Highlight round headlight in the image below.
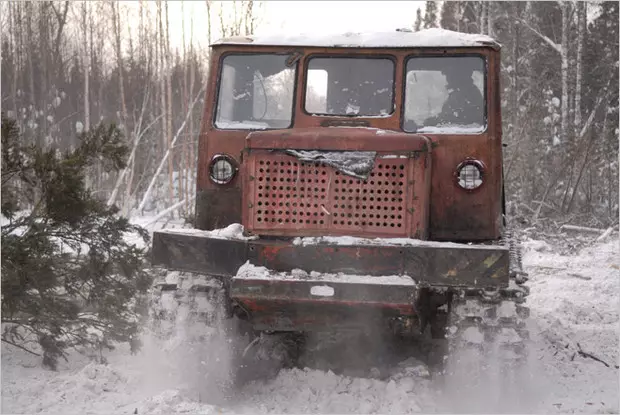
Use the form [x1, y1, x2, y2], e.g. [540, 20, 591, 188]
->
[209, 154, 237, 184]
[456, 160, 484, 190]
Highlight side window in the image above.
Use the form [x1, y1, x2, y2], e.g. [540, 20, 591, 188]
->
[306, 69, 328, 114]
[215, 54, 296, 130]
[403, 56, 486, 134]
[218, 64, 236, 122]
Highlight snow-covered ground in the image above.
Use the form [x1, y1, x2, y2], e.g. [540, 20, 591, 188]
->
[2, 221, 618, 414]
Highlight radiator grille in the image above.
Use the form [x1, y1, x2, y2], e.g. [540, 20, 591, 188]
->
[244, 152, 427, 238]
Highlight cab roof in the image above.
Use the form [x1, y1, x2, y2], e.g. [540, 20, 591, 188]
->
[212, 28, 500, 50]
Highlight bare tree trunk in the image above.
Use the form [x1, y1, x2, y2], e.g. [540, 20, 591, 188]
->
[505, 3, 520, 180]
[26, 2, 35, 109]
[157, 0, 167, 211]
[94, 2, 105, 125]
[112, 1, 128, 126]
[41, 2, 50, 88]
[189, 13, 197, 217]
[9, 2, 19, 119]
[123, 11, 144, 214]
[25, 2, 36, 144]
[38, 2, 50, 140]
[152, 1, 159, 137]
[89, 6, 95, 122]
[574, 1, 586, 134]
[165, 0, 174, 212]
[139, 0, 144, 64]
[50, 1, 69, 76]
[81, 1, 90, 133]
[219, 3, 228, 37]
[244, 0, 254, 35]
[486, 1, 493, 37]
[16, 2, 24, 98]
[233, 1, 239, 35]
[480, 2, 487, 35]
[560, 1, 570, 146]
[566, 99, 609, 214]
[206, 0, 212, 45]
[181, 0, 189, 215]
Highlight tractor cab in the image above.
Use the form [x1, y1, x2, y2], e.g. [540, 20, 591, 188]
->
[151, 29, 527, 371]
[194, 28, 503, 243]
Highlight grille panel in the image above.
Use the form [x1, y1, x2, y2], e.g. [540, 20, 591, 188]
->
[244, 152, 428, 238]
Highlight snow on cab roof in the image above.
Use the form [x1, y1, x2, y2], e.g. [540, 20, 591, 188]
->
[212, 28, 500, 49]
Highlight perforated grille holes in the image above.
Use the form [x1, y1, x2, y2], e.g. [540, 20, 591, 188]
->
[248, 154, 414, 236]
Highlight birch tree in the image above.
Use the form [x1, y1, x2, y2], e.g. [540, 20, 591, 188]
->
[81, 2, 90, 134]
[165, 0, 174, 209]
[480, 1, 487, 34]
[574, 1, 586, 134]
[560, 1, 570, 146]
[137, 85, 207, 213]
[181, 0, 189, 214]
[423, 1, 438, 29]
[111, 1, 128, 128]
[414, 8, 423, 32]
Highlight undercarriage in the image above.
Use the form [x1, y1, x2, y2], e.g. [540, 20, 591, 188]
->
[146, 226, 530, 390]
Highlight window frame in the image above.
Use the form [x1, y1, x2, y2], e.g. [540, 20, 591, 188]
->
[401, 53, 489, 134]
[302, 54, 398, 118]
[213, 51, 299, 131]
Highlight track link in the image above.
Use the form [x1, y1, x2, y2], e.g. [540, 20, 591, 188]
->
[147, 270, 302, 390]
[444, 226, 531, 380]
[447, 287, 530, 362]
[147, 271, 227, 342]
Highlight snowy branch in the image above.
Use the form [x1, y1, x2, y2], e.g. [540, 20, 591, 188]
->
[1, 338, 41, 357]
[518, 18, 562, 54]
[137, 84, 206, 213]
[106, 114, 162, 208]
[144, 195, 197, 226]
[576, 343, 616, 369]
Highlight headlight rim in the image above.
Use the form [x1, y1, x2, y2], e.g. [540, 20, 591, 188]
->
[209, 153, 238, 185]
[454, 158, 485, 192]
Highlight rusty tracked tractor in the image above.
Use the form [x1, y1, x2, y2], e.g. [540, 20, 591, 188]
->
[149, 28, 530, 386]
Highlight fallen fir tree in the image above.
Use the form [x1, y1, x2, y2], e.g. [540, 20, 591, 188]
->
[1, 113, 151, 369]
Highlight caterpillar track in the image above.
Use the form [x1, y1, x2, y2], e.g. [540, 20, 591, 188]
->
[442, 226, 531, 388]
[146, 271, 303, 390]
[447, 286, 530, 362]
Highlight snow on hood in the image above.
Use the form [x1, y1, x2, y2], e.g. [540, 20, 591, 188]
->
[159, 224, 506, 250]
[213, 28, 500, 49]
[159, 223, 258, 240]
[293, 235, 506, 250]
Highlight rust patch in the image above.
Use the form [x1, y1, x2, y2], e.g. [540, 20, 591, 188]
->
[260, 245, 281, 262]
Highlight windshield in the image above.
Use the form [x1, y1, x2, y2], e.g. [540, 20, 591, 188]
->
[215, 54, 295, 130]
[305, 57, 394, 117]
[403, 56, 486, 134]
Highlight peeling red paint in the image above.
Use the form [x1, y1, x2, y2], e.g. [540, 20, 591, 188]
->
[260, 246, 281, 262]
